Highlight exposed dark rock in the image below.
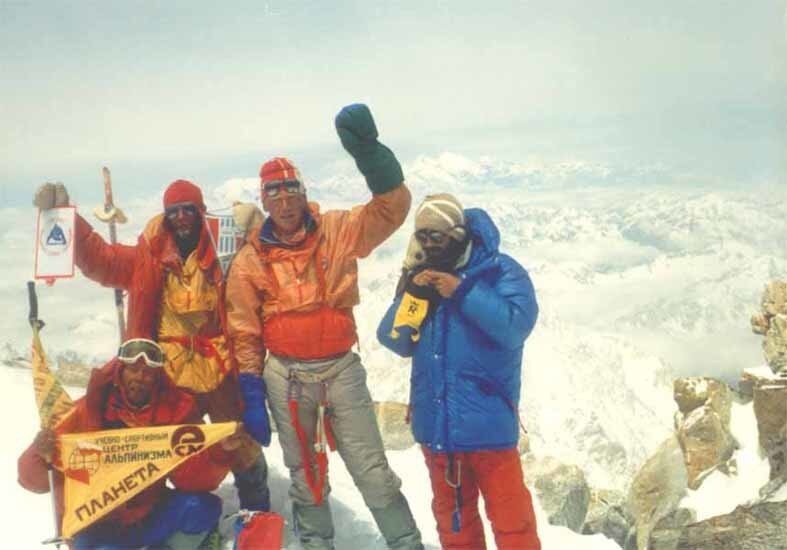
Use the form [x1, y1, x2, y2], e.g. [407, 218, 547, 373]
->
[522, 454, 590, 532]
[676, 405, 736, 489]
[582, 488, 632, 548]
[675, 501, 787, 550]
[648, 508, 696, 550]
[753, 383, 787, 481]
[627, 436, 688, 550]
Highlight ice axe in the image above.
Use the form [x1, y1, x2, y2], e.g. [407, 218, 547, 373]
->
[27, 282, 66, 548]
[93, 167, 127, 343]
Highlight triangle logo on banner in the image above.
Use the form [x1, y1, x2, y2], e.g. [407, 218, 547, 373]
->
[46, 224, 67, 246]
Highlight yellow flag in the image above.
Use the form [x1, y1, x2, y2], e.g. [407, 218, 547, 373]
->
[59, 421, 237, 538]
[31, 326, 74, 429]
[390, 291, 430, 342]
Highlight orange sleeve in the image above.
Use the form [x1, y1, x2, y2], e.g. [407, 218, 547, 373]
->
[225, 245, 265, 375]
[17, 442, 51, 494]
[74, 214, 138, 290]
[326, 183, 411, 259]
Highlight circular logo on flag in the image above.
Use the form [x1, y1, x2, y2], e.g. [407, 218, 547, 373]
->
[170, 425, 206, 457]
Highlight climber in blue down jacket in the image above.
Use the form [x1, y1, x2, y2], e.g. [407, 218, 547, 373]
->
[377, 193, 541, 550]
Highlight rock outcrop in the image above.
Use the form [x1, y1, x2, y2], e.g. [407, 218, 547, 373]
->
[647, 508, 696, 550]
[673, 378, 735, 489]
[674, 501, 787, 550]
[753, 381, 787, 481]
[582, 488, 632, 548]
[373, 401, 415, 450]
[626, 436, 688, 550]
[751, 280, 787, 376]
[522, 454, 590, 532]
[738, 366, 787, 482]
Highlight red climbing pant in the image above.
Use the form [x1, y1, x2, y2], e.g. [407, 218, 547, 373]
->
[422, 446, 541, 550]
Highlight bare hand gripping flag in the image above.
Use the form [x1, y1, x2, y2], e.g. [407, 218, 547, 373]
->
[58, 421, 237, 538]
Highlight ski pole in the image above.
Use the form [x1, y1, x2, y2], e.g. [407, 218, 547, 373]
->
[93, 167, 127, 343]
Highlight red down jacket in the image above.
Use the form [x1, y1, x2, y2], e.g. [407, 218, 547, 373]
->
[17, 360, 232, 528]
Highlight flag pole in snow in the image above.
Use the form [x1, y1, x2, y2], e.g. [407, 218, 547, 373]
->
[27, 281, 64, 548]
[93, 167, 128, 344]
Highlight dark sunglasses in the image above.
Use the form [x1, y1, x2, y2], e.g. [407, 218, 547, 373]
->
[263, 180, 303, 198]
[164, 204, 199, 220]
[415, 229, 449, 245]
[118, 338, 165, 368]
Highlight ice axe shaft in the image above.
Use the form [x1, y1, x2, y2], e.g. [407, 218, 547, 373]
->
[27, 282, 61, 547]
[45, 468, 62, 548]
[95, 167, 126, 343]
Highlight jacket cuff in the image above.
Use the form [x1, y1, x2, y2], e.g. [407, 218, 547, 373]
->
[451, 271, 478, 303]
[356, 144, 404, 195]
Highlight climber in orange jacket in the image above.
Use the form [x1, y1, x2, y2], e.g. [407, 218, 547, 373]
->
[32, 180, 271, 512]
[226, 104, 423, 549]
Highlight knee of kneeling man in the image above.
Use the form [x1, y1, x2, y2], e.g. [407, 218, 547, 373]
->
[178, 493, 222, 526]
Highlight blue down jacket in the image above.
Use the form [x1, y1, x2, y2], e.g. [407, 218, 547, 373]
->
[377, 208, 538, 452]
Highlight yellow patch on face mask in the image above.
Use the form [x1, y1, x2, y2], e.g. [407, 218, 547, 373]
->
[390, 292, 430, 342]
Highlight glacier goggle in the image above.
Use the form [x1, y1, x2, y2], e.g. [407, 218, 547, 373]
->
[262, 180, 304, 199]
[415, 229, 450, 246]
[164, 203, 200, 221]
[118, 338, 165, 368]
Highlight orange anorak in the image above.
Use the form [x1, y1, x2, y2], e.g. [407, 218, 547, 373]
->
[227, 184, 411, 372]
[74, 214, 230, 393]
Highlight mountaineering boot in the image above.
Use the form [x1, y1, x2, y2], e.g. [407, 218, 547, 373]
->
[369, 491, 424, 550]
[164, 528, 218, 550]
[292, 501, 336, 550]
[234, 454, 271, 511]
[195, 527, 222, 550]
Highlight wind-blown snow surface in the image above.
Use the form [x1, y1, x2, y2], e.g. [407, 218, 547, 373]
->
[2, 153, 785, 493]
[1, 366, 618, 549]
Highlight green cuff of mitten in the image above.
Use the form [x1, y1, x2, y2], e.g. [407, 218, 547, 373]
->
[355, 143, 404, 194]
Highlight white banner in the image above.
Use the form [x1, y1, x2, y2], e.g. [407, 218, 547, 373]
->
[205, 213, 243, 275]
[35, 206, 76, 281]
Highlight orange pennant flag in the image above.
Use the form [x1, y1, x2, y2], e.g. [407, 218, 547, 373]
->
[31, 325, 74, 429]
[58, 421, 237, 538]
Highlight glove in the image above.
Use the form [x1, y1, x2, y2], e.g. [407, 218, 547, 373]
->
[390, 268, 441, 342]
[238, 373, 272, 447]
[402, 234, 426, 271]
[335, 103, 404, 195]
[33, 182, 70, 210]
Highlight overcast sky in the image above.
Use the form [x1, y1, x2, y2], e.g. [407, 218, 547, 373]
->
[1, 0, 784, 206]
